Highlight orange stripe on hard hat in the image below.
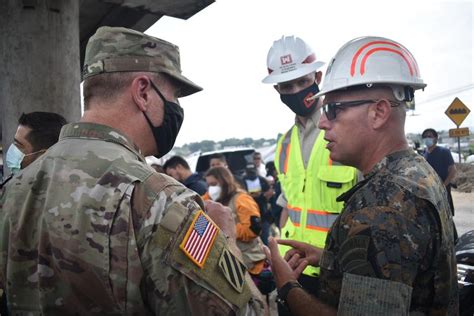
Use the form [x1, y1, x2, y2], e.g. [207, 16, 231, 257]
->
[350, 40, 418, 77]
[361, 47, 414, 76]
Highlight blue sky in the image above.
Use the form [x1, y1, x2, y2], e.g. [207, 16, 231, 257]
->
[147, 0, 473, 146]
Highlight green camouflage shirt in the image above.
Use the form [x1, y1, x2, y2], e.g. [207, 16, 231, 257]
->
[319, 149, 458, 315]
[0, 123, 264, 315]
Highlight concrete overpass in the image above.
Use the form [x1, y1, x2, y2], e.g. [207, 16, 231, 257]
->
[0, 0, 213, 177]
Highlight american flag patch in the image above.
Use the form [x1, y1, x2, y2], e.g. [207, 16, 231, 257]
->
[180, 210, 219, 268]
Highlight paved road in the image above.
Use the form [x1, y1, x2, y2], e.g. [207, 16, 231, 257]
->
[452, 191, 473, 236]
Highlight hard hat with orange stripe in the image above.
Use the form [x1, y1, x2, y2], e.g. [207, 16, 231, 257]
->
[315, 36, 426, 101]
[262, 35, 325, 84]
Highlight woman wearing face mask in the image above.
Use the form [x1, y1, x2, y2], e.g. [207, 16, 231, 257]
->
[205, 167, 266, 275]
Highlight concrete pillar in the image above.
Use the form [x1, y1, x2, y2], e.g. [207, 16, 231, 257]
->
[0, 0, 81, 177]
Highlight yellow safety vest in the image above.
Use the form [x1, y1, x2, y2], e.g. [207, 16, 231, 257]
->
[275, 126, 358, 276]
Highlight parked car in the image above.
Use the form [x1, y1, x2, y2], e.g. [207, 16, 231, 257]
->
[193, 147, 255, 177]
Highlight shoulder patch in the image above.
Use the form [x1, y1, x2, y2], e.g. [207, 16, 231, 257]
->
[219, 248, 246, 293]
[160, 202, 188, 232]
[180, 210, 219, 268]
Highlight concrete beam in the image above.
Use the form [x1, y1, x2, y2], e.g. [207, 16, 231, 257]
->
[0, 0, 81, 176]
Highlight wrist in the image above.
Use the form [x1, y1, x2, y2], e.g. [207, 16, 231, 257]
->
[276, 280, 302, 308]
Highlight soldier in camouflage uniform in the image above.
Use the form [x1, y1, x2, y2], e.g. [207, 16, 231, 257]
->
[266, 36, 458, 315]
[0, 27, 265, 315]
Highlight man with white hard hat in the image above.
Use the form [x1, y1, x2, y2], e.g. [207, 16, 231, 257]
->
[266, 36, 458, 315]
[262, 36, 358, 311]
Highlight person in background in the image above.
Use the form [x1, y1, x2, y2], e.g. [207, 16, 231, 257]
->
[205, 166, 266, 276]
[209, 153, 246, 189]
[209, 153, 229, 169]
[266, 161, 283, 230]
[163, 155, 208, 195]
[262, 35, 358, 306]
[253, 152, 267, 177]
[243, 162, 273, 245]
[1, 111, 67, 189]
[0, 27, 264, 314]
[266, 36, 458, 315]
[421, 128, 457, 215]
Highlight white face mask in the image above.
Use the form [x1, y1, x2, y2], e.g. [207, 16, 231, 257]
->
[208, 185, 222, 201]
[6, 144, 25, 174]
[6, 144, 45, 174]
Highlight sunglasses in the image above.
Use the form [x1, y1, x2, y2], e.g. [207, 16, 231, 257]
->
[322, 99, 400, 121]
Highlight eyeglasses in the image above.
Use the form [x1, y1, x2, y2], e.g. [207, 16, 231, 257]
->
[321, 99, 400, 121]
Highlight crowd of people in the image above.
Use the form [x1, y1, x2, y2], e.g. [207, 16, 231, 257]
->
[0, 25, 461, 316]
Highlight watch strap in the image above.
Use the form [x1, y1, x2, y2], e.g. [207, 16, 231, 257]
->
[277, 280, 302, 306]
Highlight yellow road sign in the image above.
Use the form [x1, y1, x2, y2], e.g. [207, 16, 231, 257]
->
[449, 127, 470, 138]
[445, 97, 470, 127]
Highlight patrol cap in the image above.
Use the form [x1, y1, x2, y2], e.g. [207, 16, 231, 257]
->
[83, 26, 203, 97]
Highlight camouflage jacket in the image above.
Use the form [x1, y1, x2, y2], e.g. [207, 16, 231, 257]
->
[0, 123, 264, 315]
[319, 149, 458, 315]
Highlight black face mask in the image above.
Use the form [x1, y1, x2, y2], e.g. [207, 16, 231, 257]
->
[144, 81, 184, 158]
[280, 82, 320, 117]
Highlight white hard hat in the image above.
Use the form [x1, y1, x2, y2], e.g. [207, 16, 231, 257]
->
[262, 36, 325, 84]
[316, 36, 426, 98]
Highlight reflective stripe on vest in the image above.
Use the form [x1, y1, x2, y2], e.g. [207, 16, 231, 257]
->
[306, 209, 339, 232]
[287, 205, 301, 227]
[289, 204, 339, 232]
[278, 131, 292, 174]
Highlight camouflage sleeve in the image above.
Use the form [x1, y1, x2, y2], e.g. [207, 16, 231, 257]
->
[333, 199, 440, 312]
[131, 175, 265, 315]
[338, 199, 439, 282]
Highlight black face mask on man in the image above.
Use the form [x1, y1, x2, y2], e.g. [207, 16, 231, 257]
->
[280, 82, 320, 117]
[143, 80, 184, 158]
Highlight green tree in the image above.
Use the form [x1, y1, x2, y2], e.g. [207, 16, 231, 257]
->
[200, 140, 216, 152]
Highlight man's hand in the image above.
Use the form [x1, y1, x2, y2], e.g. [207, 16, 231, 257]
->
[264, 237, 308, 288]
[204, 200, 236, 240]
[278, 239, 323, 267]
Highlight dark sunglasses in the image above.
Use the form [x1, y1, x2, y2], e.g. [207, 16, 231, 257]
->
[322, 99, 400, 121]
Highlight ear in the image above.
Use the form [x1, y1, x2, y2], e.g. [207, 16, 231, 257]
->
[315, 71, 323, 85]
[369, 99, 392, 130]
[131, 76, 153, 112]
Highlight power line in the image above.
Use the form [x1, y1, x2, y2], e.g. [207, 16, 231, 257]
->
[416, 83, 474, 105]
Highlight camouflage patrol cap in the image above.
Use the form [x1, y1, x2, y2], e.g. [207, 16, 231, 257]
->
[83, 26, 203, 97]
